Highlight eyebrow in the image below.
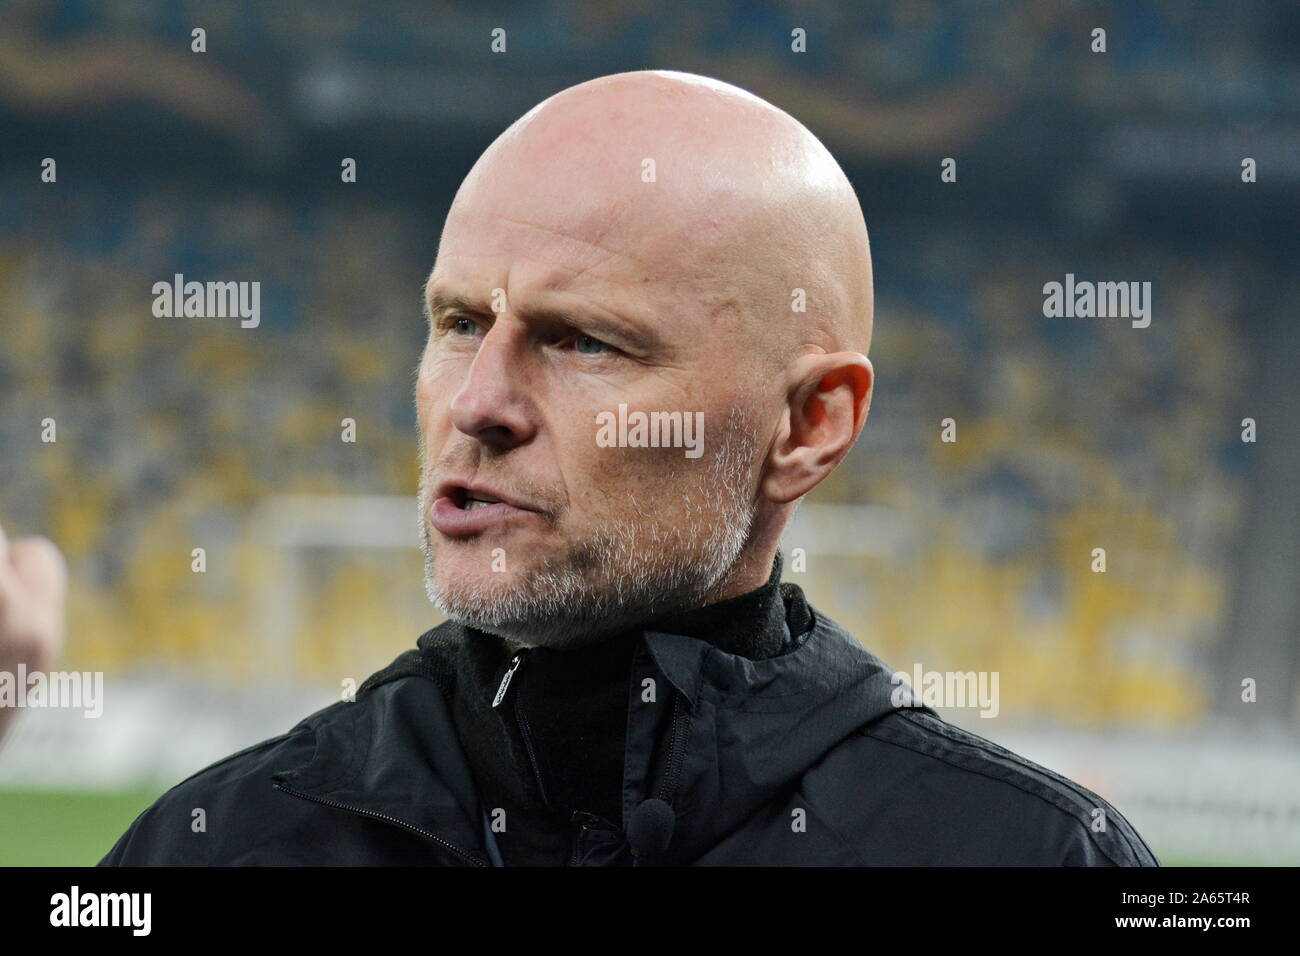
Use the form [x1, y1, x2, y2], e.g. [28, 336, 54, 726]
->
[424, 288, 662, 353]
[424, 290, 479, 322]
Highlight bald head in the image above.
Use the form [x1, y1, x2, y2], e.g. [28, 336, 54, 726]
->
[418, 70, 875, 646]
[444, 70, 873, 358]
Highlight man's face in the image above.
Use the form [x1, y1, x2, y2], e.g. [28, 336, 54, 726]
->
[415, 174, 771, 648]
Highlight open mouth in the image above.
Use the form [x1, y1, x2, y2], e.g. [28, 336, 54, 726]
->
[455, 488, 504, 511]
[431, 482, 539, 538]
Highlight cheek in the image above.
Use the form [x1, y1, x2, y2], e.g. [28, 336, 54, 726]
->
[572, 443, 701, 521]
[415, 354, 461, 429]
[414, 380, 436, 434]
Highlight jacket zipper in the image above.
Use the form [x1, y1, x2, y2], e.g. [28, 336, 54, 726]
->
[492, 651, 526, 708]
[630, 690, 690, 867]
[567, 811, 621, 866]
[274, 782, 489, 867]
[656, 690, 690, 804]
[491, 649, 551, 808]
[491, 645, 691, 862]
[514, 696, 551, 808]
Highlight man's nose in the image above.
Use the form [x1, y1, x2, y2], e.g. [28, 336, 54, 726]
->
[448, 324, 537, 449]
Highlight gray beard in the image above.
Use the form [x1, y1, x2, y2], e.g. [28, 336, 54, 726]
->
[420, 416, 759, 650]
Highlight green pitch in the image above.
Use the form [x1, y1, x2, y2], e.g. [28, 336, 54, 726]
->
[0, 788, 166, 866]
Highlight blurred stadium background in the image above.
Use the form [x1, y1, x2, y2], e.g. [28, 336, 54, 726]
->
[1, 0, 1297, 865]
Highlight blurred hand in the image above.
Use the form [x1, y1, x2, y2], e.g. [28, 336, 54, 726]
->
[0, 521, 67, 743]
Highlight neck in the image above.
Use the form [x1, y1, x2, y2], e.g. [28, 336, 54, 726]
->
[706, 505, 787, 605]
[709, 544, 780, 606]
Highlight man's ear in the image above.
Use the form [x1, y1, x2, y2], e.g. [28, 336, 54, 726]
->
[761, 353, 873, 505]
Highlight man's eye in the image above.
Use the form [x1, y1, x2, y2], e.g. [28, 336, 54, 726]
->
[574, 333, 610, 355]
[452, 316, 478, 335]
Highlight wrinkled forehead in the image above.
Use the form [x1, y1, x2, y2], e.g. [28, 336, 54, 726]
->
[429, 156, 753, 328]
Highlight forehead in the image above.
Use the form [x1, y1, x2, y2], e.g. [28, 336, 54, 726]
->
[434, 207, 653, 286]
[427, 225, 657, 332]
[436, 161, 687, 269]
[428, 192, 740, 331]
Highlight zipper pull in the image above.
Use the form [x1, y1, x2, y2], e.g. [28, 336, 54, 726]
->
[492, 651, 527, 709]
[571, 810, 619, 831]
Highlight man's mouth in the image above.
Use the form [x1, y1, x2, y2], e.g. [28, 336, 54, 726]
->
[429, 481, 543, 537]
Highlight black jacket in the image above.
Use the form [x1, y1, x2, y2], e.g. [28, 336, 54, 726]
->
[100, 582, 1159, 866]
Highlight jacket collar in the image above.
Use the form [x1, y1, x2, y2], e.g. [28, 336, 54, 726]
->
[272, 580, 917, 865]
[635, 590, 908, 864]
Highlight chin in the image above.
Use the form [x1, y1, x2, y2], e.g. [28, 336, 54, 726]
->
[427, 563, 518, 603]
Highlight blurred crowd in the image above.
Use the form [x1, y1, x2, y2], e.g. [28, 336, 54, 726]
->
[815, 225, 1260, 729]
[0, 176, 431, 685]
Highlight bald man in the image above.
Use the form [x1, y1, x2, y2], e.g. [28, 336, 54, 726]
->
[94, 71, 1156, 866]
